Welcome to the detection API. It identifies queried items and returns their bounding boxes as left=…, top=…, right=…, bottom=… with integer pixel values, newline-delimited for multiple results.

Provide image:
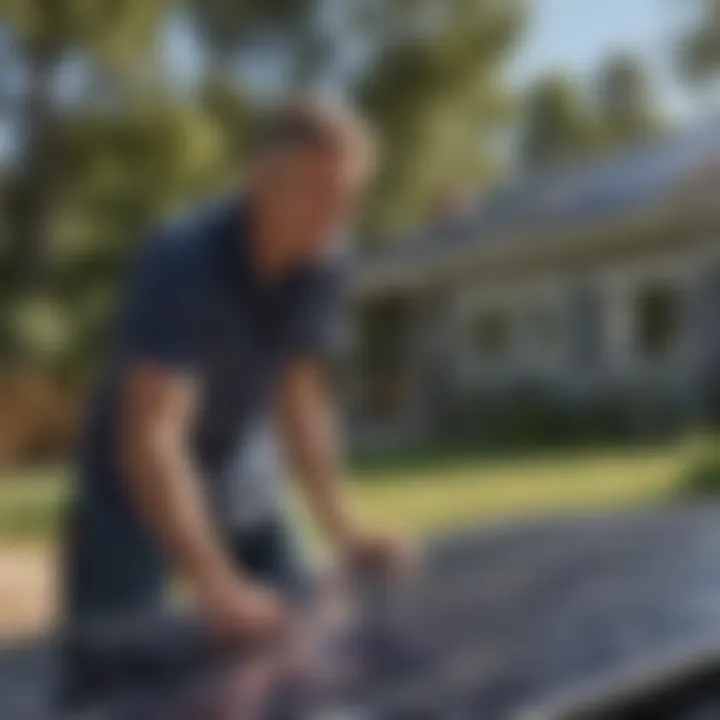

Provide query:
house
left=348, top=118, right=720, bottom=446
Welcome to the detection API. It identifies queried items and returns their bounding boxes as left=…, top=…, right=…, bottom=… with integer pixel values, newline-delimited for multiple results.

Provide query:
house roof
left=356, top=116, right=720, bottom=296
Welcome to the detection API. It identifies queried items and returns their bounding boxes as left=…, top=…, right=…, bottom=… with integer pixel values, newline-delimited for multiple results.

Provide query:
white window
left=598, top=254, right=696, bottom=377
left=470, top=305, right=513, bottom=362
left=522, top=296, right=567, bottom=371
left=633, top=282, right=683, bottom=363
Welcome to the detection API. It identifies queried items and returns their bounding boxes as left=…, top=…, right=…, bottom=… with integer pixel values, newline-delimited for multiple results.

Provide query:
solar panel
left=5, top=507, right=720, bottom=719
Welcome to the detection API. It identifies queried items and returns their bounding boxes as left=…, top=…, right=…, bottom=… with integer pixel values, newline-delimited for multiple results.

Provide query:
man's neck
left=243, top=195, right=298, bottom=282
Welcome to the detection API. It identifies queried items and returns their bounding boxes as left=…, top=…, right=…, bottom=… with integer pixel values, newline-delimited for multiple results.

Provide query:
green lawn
left=354, top=444, right=693, bottom=535
left=0, top=440, right=699, bottom=546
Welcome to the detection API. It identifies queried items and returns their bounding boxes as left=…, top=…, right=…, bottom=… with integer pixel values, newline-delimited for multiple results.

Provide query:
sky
left=508, top=0, right=702, bottom=120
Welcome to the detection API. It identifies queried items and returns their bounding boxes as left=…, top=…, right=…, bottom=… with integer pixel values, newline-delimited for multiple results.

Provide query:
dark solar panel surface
left=4, top=505, right=720, bottom=719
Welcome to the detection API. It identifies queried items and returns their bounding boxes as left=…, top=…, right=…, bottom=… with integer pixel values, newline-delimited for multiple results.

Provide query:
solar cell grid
left=5, top=507, right=720, bottom=719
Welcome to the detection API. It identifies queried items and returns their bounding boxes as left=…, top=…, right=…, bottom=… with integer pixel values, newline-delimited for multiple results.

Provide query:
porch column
left=567, top=278, right=604, bottom=392
left=693, top=261, right=720, bottom=425
left=405, top=291, right=457, bottom=431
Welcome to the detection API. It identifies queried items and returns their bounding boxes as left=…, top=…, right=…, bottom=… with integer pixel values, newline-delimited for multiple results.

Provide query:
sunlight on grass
left=354, top=449, right=687, bottom=536
left=0, top=443, right=696, bottom=545
left=0, top=468, right=71, bottom=544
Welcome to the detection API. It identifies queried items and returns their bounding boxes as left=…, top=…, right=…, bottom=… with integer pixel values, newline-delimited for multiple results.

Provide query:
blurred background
left=0, top=0, right=719, bottom=640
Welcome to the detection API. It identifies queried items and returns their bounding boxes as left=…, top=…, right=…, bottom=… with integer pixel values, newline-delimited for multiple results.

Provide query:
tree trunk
left=9, top=38, right=59, bottom=293
left=0, top=28, right=60, bottom=357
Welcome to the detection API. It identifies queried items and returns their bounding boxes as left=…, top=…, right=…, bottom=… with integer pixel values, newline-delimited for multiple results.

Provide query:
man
left=63, top=98, right=410, bottom=709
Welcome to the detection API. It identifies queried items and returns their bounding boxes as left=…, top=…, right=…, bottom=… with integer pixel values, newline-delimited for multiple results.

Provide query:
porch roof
left=355, top=117, right=720, bottom=299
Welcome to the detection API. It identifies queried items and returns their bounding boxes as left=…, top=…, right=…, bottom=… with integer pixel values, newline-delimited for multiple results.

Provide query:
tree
left=198, top=73, right=258, bottom=170
left=183, top=0, right=322, bottom=83
left=357, top=0, right=524, bottom=235
left=677, top=0, right=720, bottom=84
left=595, top=53, right=666, bottom=146
left=0, top=1, right=173, bottom=459
left=0, top=0, right=164, bottom=298
left=0, top=1, right=185, bottom=374
left=520, top=74, right=604, bottom=172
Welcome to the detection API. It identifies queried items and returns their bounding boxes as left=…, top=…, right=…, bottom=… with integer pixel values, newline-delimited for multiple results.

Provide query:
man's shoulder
left=134, top=198, right=233, bottom=281
left=162, top=197, right=236, bottom=242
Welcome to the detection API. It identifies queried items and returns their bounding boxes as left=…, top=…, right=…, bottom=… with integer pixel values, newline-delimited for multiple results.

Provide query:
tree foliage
left=0, top=1, right=237, bottom=368
left=520, top=54, right=666, bottom=173
left=358, top=0, right=523, bottom=235
left=520, top=74, right=604, bottom=172
left=0, top=0, right=166, bottom=319
left=184, top=0, right=311, bottom=64
left=596, top=53, right=666, bottom=145
left=677, top=0, right=720, bottom=83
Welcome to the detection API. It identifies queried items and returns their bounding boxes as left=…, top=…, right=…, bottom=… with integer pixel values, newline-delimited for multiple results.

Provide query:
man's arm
left=118, top=362, right=288, bottom=640
left=278, top=360, right=359, bottom=550
left=118, top=363, right=238, bottom=596
left=279, top=360, right=413, bottom=574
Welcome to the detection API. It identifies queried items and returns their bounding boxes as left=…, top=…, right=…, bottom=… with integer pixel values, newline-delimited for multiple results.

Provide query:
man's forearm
left=120, top=429, right=238, bottom=595
left=280, top=365, right=359, bottom=547
left=292, top=442, right=357, bottom=547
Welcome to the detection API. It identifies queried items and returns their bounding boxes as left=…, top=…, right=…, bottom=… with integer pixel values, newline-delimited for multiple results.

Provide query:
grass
left=0, top=467, right=71, bottom=544
left=0, top=440, right=698, bottom=547
left=353, top=445, right=689, bottom=535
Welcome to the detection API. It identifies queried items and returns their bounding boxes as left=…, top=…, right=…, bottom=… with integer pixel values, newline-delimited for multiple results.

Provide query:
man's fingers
left=202, top=582, right=296, bottom=655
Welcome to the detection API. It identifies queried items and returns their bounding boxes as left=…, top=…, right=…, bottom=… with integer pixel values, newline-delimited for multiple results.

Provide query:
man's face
left=257, top=144, right=371, bottom=263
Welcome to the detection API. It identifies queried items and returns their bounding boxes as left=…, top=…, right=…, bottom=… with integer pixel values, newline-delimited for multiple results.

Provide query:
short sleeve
left=119, top=238, right=199, bottom=372
left=284, top=264, right=348, bottom=362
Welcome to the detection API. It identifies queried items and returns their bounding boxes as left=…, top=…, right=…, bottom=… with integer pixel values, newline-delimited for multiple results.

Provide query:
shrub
left=679, top=452, right=720, bottom=497
left=438, top=382, right=692, bottom=452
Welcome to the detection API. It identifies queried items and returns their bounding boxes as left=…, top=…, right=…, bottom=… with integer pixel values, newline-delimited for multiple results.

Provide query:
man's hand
left=199, top=579, right=293, bottom=651
left=279, top=360, right=421, bottom=583
left=340, top=530, right=420, bottom=581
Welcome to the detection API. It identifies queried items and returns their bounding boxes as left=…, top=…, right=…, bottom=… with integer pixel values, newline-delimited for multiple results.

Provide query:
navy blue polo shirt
left=69, top=198, right=344, bottom=617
